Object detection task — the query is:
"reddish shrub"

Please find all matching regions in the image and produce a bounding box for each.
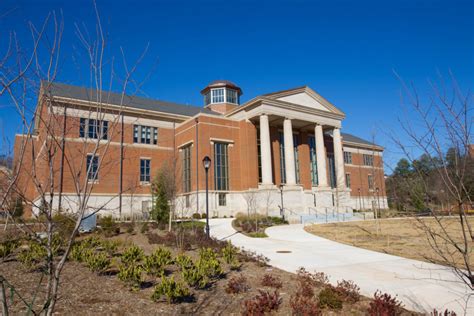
[368,290,403,316]
[289,294,320,316]
[241,290,282,315]
[296,267,329,286]
[261,274,283,289]
[225,275,249,294]
[335,279,360,303]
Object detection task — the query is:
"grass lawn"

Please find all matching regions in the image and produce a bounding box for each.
[305,217,474,269]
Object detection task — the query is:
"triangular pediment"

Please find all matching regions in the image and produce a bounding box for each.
[263,86,345,116]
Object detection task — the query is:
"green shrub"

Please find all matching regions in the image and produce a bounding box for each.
[196,248,223,279]
[318,287,343,310]
[98,215,120,237]
[18,240,47,268]
[100,239,120,256]
[192,213,201,219]
[69,243,86,262]
[221,241,238,265]
[0,239,19,260]
[175,254,194,270]
[151,276,190,304]
[201,213,207,219]
[53,212,76,239]
[121,245,144,266]
[182,266,210,289]
[82,236,102,248]
[85,252,111,274]
[248,232,267,238]
[118,263,143,290]
[143,247,173,276]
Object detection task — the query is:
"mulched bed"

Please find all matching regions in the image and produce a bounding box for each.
[0,225,420,315]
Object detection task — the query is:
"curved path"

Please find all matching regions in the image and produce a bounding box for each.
[209,218,473,315]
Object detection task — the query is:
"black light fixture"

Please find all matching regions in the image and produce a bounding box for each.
[202,156,211,238]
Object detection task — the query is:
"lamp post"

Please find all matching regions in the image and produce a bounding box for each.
[376,187,381,218]
[202,156,211,238]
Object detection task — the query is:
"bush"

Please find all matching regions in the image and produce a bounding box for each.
[335,279,360,303]
[123,222,134,234]
[121,245,144,266]
[175,254,194,270]
[368,290,403,316]
[201,213,207,219]
[290,295,320,316]
[69,243,87,262]
[182,266,210,289]
[241,290,282,315]
[53,213,76,239]
[85,252,111,274]
[118,263,143,290]
[0,239,19,260]
[143,247,173,276]
[100,239,120,256]
[222,241,238,265]
[151,276,191,304]
[261,274,282,289]
[192,213,201,219]
[318,287,343,310]
[18,240,47,269]
[196,248,223,279]
[296,267,329,287]
[225,275,249,294]
[98,216,120,237]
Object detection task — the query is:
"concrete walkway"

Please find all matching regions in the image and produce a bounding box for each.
[209,218,473,315]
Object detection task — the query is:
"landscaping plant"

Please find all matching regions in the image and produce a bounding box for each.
[318,287,343,310]
[151,276,190,304]
[225,275,249,294]
[368,290,403,316]
[261,274,282,289]
[143,247,173,276]
[241,290,282,316]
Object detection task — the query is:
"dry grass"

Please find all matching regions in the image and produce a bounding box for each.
[305,217,474,269]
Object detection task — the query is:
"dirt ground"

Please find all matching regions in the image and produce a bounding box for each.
[0,225,420,315]
[305,217,474,269]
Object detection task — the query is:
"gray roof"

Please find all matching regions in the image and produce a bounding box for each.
[41,81,215,117]
[342,132,381,148]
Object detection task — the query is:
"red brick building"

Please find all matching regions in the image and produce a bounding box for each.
[14,81,387,220]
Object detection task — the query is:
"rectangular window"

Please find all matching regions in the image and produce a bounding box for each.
[368,174,374,189]
[140,159,151,182]
[293,134,300,184]
[257,128,262,183]
[86,155,99,181]
[344,151,352,164]
[327,153,336,188]
[363,154,374,166]
[204,92,211,105]
[133,125,139,143]
[79,118,86,137]
[211,88,224,103]
[134,125,158,145]
[79,118,109,140]
[308,136,318,185]
[345,173,351,188]
[226,89,237,104]
[214,142,229,190]
[218,193,226,206]
[182,146,191,192]
[279,132,286,184]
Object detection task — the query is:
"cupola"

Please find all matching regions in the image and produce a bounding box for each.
[201,80,243,114]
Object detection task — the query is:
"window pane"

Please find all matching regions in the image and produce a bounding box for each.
[133,125,138,143]
[153,128,158,145]
[309,136,318,185]
[102,121,108,140]
[79,118,86,137]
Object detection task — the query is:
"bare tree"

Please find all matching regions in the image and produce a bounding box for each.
[390,72,473,290]
[0,3,153,314]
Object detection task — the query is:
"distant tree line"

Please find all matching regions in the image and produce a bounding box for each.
[386,148,473,213]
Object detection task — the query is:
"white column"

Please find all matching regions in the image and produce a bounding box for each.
[283,118,296,185]
[315,124,328,187]
[333,127,346,188]
[259,114,273,185]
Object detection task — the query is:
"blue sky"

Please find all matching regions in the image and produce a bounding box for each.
[0,0,473,170]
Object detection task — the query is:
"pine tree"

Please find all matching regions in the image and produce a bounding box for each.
[151,171,170,224]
